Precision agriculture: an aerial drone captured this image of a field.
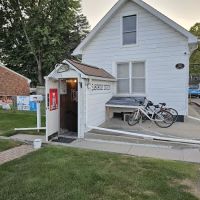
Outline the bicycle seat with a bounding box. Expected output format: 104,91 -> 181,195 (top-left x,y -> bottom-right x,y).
154,105 -> 160,108
159,103 -> 166,106
139,101 -> 143,105
147,101 -> 154,107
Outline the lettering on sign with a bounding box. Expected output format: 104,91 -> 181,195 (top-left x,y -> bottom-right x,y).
90,84 -> 111,91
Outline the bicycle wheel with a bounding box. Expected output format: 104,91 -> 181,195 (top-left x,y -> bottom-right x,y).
166,108 -> 178,122
127,110 -> 141,126
154,110 -> 174,128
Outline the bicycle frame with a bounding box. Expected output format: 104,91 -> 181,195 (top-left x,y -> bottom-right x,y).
134,106 -> 164,122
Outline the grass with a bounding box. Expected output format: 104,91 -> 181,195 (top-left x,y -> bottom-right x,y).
0,139 -> 22,152
0,146 -> 199,200
0,109 -> 45,136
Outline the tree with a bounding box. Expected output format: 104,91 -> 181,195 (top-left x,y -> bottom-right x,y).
0,0 -> 90,86
189,23 -> 200,75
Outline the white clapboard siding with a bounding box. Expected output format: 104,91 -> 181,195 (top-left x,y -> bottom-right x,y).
87,81 -> 114,127
82,1 -> 189,115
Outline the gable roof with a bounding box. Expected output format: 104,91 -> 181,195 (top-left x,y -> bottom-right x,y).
0,65 -> 31,83
67,60 -> 115,79
48,59 -> 115,80
73,0 -> 198,56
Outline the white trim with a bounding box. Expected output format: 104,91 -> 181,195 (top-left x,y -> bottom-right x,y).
78,76 -> 81,138
133,0 -> 197,44
48,60 -> 116,82
45,77 -> 49,142
73,0 -> 197,55
116,60 -> 146,96
15,127 -> 46,131
106,104 -> 140,109
88,126 -> 200,145
0,65 -> 31,83
129,61 -> 132,94
48,60 -> 87,79
72,0 -> 126,55
85,76 -> 116,82
188,116 -> 200,122
120,12 -> 138,47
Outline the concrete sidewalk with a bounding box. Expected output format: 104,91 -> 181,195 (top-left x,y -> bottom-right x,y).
0,145 -> 35,165
9,134 -> 200,163
51,138 -> 200,164
10,134 -> 46,143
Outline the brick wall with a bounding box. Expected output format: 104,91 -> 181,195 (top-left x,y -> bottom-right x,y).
0,67 -> 30,96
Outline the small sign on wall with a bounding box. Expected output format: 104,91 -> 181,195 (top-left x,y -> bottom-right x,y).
49,89 -> 58,111
176,63 -> 185,69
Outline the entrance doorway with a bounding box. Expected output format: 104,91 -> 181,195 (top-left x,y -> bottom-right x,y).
60,78 -> 78,137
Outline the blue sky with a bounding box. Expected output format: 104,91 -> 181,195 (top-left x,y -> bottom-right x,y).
81,0 -> 200,30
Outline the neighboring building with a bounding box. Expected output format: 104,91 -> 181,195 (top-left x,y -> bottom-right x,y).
46,0 -> 198,140
0,65 -> 31,96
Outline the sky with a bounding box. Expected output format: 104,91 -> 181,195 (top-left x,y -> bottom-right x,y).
81,0 -> 200,30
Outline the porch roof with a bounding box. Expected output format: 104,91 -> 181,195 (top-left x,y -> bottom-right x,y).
67,59 -> 115,80
106,97 -> 145,107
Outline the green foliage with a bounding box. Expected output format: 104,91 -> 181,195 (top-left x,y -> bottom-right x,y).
0,146 -> 199,200
189,23 -> 200,75
190,23 -> 200,37
0,0 -> 90,85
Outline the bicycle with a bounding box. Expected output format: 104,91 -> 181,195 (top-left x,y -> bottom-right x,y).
157,103 -> 178,122
127,99 -> 174,128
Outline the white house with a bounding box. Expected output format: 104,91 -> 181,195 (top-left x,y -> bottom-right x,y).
46,0 -> 198,140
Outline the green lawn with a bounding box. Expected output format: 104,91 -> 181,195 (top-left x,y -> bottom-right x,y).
0,146 -> 199,200
0,139 -> 22,152
0,110 -> 45,136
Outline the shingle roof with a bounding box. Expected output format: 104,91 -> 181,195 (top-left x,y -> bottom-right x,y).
106,97 -> 145,106
67,59 -> 115,80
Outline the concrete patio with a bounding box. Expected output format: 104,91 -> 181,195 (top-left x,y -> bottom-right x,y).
99,116 -> 200,140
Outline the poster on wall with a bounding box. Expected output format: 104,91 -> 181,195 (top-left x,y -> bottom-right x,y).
49,89 -> 58,111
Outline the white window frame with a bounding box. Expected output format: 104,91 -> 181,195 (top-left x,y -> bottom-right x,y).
116,62 -> 130,94
121,13 -> 138,47
115,61 -> 146,96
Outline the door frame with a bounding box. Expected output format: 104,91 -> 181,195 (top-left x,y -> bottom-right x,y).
58,76 -> 81,138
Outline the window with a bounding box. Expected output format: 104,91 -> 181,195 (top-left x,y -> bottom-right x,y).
123,15 -> 137,45
116,62 -> 145,95
132,62 -> 145,93
117,63 -> 129,94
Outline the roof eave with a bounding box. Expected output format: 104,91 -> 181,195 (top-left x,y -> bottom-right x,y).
72,0 -> 126,56
72,0 -> 198,56
86,75 -> 116,82
0,66 -> 31,83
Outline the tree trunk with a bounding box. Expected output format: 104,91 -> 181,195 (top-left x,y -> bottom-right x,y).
37,59 -> 43,86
